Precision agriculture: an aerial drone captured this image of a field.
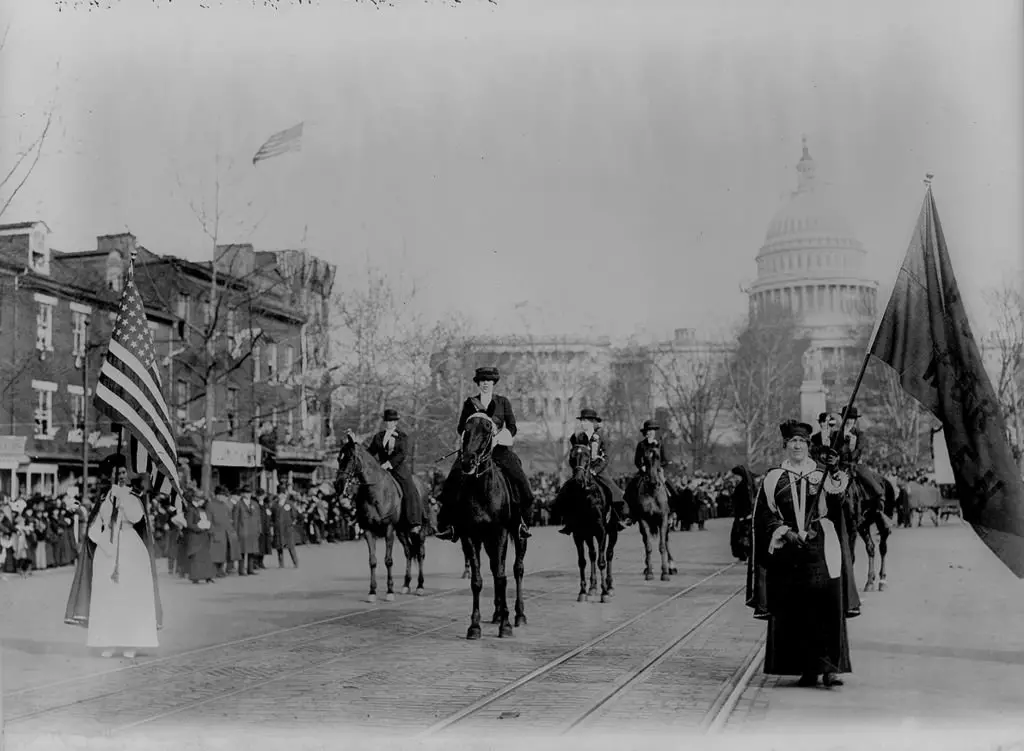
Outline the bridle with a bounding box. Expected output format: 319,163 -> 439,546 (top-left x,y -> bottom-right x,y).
570,443 -> 593,488
461,412 -> 495,477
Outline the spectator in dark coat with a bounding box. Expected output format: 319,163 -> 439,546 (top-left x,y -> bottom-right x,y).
274,493 -> 299,568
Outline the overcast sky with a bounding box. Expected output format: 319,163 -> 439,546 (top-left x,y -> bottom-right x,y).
1,0 -> 1021,341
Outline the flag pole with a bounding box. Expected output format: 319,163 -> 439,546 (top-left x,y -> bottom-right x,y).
830,172 -> 935,451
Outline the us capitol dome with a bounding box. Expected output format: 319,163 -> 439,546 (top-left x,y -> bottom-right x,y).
748,137 -> 879,367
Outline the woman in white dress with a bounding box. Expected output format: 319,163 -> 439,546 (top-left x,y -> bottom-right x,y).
65,452 -> 163,659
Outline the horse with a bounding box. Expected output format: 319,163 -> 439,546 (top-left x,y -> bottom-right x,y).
425,468 -> 472,580
843,465 -> 893,592
454,412 -> 528,639
632,443 -> 674,581
334,434 -> 428,602
564,443 -> 617,603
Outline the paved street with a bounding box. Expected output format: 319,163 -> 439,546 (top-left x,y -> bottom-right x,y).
2,518 -> 1024,749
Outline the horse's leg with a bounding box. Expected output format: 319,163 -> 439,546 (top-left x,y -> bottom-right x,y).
384,525 -> 396,601
487,533 -> 513,638
416,530 -> 426,595
603,528 -> 616,600
877,520 -> 890,591
663,504 -> 678,574
575,533 -> 588,602
463,549 -> 471,580
587,535 -> 599,598
860,522 -> 877,592
364,530 -> 378,603
466,537 -> 483,640
658,514 -> 671,581
513,528 -> 527,627
596,527 -> 608,602
401,533 -> 413,595
639,519 -> 654,581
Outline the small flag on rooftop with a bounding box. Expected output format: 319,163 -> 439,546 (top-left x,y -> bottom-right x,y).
252,122 -> 304,165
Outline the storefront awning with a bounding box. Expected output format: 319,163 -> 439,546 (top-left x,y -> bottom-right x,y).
0,436 -> 30,471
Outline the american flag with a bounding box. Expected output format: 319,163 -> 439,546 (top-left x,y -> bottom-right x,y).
252,122 -> 304,165
94,260 -> 182,509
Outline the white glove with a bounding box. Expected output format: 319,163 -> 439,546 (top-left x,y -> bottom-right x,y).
382,461 -> 393,471
494,428 -> 514,447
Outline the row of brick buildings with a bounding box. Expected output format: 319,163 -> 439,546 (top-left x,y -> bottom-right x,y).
0,220 -> 337,499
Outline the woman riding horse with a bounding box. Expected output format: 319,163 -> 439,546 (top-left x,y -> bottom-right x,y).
435,366 -> 536,544
624,419 -> 671,521
551,409 -> 628,536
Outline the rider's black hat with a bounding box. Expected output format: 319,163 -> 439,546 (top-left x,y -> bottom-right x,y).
841,406 -> 860,420
473,366 -> 500,384
578,408 -> 602,423
641,419 -> 660,433
99,453 -> 127,476
382,408 -> 399,422
780,419 -> 813,441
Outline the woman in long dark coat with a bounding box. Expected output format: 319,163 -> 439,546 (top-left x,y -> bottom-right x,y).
751,419 -> 859,688
186,495 -> 216,584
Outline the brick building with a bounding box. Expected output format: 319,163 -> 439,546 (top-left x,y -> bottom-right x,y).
0,223 -> 175,497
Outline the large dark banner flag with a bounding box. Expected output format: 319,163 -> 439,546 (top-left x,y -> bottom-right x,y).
870,186 -> 1024,577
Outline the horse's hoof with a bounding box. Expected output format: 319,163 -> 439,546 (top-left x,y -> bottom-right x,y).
644,573 -> 654,582
605,588 -> 614,598
515,614 -> 527,627
415,588 -> 426,597
669,566 -> 678,575
864,581 -> 876,592
588,589 -> 599,599
878,580 -> 888,591
600,594 -> 609,603
661,573 -> 671,582
499,623 -> 514,638
367,593 -> 377,603
461,571 -> 470,580
385,593 -> 395,602
401,586 -> 410,595
466,625 -> 482,640
577,593 -> 587,603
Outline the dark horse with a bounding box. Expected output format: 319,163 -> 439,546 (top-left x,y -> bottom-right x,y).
335,434 -> 428,602
633,442 -> 675,581
843,465 -> 893,592
455,412 -> 528,639
426,468 -> 472,580
565,443 -> 618,603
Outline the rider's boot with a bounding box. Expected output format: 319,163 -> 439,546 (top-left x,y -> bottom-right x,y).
558,523 -> 572,536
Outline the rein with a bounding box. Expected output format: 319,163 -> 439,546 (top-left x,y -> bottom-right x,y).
462,412 -> 496,477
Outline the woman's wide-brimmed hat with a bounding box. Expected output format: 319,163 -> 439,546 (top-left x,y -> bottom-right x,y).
641,419 -> 660,433
779,419 -> 813,441
474,366 -> 500,384
578,408 -> 602,423
382,408 -> 400,422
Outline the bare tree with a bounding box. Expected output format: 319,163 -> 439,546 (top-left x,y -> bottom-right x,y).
0,25 -> 57,220
653,338 -> 731,471
984,280 -> 1024,466
725,303 -> 808,468
602,342 -> 654,473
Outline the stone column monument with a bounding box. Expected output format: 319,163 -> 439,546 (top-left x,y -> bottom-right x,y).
800,346 -> 827,425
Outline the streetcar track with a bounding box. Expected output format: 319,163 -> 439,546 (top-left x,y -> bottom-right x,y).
6,563 -> 574,700
416,561 -> 739,737
6,564 -> 586,724
702,641 -> 766,734
560,582 -> 746,733
105,571 -> 630,735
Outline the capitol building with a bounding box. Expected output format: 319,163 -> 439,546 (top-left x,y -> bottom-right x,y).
748,138 -> 879,371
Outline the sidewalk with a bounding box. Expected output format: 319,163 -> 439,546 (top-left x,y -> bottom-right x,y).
729,520 -> 1024,739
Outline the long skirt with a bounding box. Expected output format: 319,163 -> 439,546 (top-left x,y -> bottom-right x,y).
87,528 -> 159,650
188,533 -> 216,582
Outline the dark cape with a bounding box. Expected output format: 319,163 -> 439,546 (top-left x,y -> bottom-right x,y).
64,488 -> 164,630
750,462 -> 859,677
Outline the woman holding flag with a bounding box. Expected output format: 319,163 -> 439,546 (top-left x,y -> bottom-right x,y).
64,452 -> 163,658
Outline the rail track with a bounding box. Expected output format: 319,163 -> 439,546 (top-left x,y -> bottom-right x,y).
7,553 -> 765,738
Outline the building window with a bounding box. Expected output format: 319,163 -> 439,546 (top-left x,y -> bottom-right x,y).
35,299 -> 54,352
283,345 -> 294,379
176,379 -> 190,429
69,387 -> 86,429
32,381 -> 56,438
286,408 -> 294,441
226,387 -> 238,437
203,299 -> 213,327
267,343 -> 277,381
270,408 -> 278,427
71,310 -> 88,357
226,308 -> 236,338
252,345 -> 261,382
105,251 -> 122,293
253,405 -> 261,439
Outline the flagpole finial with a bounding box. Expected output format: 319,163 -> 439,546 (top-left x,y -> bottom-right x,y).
924,172 -> 934,187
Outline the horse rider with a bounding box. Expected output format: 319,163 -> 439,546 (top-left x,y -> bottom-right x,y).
624,419 -> 671,519
553,408 -> 629,536
809,411 -> 837,463
367,408 -> 423,535
434,366 -> 536,544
